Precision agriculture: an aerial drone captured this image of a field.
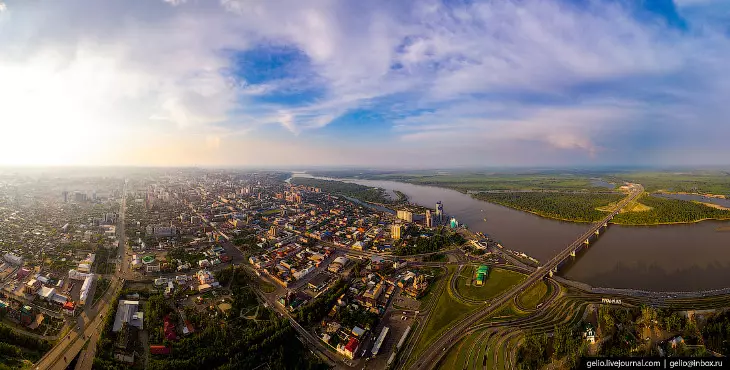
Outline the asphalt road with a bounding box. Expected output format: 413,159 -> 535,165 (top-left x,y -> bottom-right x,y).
34,180 -> 129,370
74,182 -> 129,370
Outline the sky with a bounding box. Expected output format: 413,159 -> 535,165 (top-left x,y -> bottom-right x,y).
1,0 -> 730,168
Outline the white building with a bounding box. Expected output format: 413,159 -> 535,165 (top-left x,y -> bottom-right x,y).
3,253 -> 23,266
68,269 -> 92,281
79,274 -> 95,306
112,300 -> 144,332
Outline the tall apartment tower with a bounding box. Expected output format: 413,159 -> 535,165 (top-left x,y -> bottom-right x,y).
391,224 -> 403,240
425,210 -> 433,228
436,201 -> 444,221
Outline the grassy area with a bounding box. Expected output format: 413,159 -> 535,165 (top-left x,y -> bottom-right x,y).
438,336 -> 469,370
259,281 -> 276,293
597,198 -> 653,213
490,302 -> 529,321
474,192 -> 624,223
517,281 -> 549,310
612,193 -> 730,225
455,267 -> 526,301
607,171 -> 730,195
410,266 -> 477,364
92,277 -> 111,305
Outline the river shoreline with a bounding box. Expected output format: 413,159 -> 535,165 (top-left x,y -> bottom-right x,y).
296,173 -> 730,291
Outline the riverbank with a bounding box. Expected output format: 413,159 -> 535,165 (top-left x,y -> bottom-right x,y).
611,217 -> 730,226
656,190 -> 727,199
473,191 -> 730,226
486,200 -> 730,227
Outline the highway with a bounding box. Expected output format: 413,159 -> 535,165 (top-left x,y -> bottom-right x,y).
73,181 -> 129,370
33,180 -> 129,370
409,184 -> 644,370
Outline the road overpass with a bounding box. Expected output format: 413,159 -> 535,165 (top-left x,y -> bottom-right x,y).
409,184 -> 644,370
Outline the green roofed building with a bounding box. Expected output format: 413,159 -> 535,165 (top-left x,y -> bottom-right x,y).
475,265 -> 489,286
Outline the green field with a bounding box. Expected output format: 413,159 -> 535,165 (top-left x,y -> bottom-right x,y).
612,194 -> 730,225
516,281 -> 549,310
606,171 -> 730,195
475,192 -> 624,222
455,267 -> 526,301
410,267 -> 477,363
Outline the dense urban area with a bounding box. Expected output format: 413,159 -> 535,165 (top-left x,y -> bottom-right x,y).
2,168 -> 730,370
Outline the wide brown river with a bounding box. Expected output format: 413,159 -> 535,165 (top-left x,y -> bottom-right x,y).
297,174 -> 730,292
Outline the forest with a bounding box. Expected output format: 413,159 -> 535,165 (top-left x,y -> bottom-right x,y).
291,177 -> 392,204
0,323 -> 51,369
702,310 -> 730,355
474,192 -> 624,223
606,171 -> 730,195
392,227 -> 465,255
612,195 -> 730,225
517,325 -> 586,370
517,305 -> 704,369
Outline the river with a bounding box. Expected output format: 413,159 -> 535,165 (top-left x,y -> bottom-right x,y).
293,174 -> 730,292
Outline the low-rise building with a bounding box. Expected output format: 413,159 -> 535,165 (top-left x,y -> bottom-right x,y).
112,300 -> 144,333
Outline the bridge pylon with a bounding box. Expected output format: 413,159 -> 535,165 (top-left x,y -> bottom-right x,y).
584,239 -> 589,245
603,222 -> 608,228
594,230 -> 600,236
570,250 -> 576,257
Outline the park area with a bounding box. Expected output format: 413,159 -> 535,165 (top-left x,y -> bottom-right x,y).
455,266 -> 526,301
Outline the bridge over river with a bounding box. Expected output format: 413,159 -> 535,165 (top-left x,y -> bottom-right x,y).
409,184 -> 644,370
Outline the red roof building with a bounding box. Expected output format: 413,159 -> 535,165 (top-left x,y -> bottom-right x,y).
150,345 -> 171,355
339,337 -> 359,359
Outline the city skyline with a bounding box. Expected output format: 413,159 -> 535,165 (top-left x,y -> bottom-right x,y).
2,0 -> 730,167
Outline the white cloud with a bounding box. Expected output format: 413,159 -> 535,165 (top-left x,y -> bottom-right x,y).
1,0 -> 729,166
162,0 -> 187,6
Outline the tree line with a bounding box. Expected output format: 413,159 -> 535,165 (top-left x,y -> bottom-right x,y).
612,194 -> 730,224
290,178 -> 391,204
475,192 -> 623,223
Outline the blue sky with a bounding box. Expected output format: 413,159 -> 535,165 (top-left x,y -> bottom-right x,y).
1,0 -> 729,167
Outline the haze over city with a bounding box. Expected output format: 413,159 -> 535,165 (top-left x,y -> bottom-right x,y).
2,0 -> 730,167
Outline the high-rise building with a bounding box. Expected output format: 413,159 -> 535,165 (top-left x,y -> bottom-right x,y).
268,226 -> 278,238
391,224 -> 402,240
425,210 -> 433,228
396,210 -> 413,223
436,201 -> 444,221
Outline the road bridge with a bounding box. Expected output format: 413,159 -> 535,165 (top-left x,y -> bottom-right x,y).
409,184 -> 644,370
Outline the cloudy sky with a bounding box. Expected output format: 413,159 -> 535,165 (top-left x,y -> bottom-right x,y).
1,0 -> 729,167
